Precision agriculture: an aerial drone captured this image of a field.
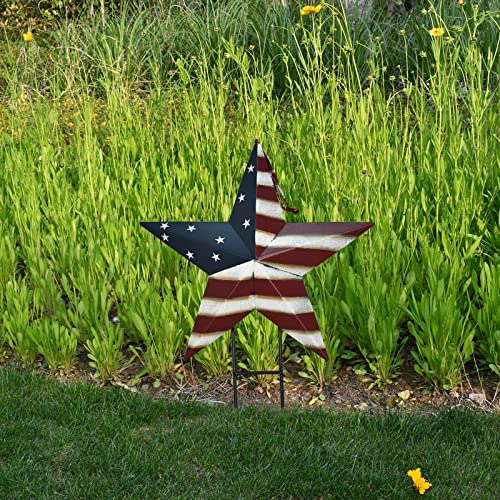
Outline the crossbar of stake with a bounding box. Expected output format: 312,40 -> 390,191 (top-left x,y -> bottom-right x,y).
231,327 -> 285,409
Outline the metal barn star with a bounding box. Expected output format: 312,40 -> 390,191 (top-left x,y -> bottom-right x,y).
141,141 -> 373,361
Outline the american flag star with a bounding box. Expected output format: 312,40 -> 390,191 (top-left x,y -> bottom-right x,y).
141,140 -> 373,361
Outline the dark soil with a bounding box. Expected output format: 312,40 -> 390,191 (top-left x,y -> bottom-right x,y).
2,346 -> 498,414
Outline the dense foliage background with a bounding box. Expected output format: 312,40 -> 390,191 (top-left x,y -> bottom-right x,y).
0,0 -> 498,390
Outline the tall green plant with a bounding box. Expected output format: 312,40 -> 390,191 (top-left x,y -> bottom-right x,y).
407,250 -> 475,389
300,265 -> 343,387
194,335 -> 232,378
30,318 -> 78,373
85,324 -> 125,382
339,232 -> 414,384
119,282 -> 186,378
3,280 -> 37,366
471,262 -> 500,377
237,313 -> 280,386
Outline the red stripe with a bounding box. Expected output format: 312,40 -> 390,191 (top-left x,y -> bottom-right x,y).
278,222 -> 374,237
201,278 -> 308,299
257,185 -> 279,202
193,312 -> 251,333
258,311 -> 319,330
204,279 -> 253,299
184,346 -> 202,362
201,279 -> 309,299
259,248 -> 334,267
256,214 -> 285,235
254,279 -> 307,297
257,156 -> 272,172
309,347 -> 329,360
256,245 -> 266,258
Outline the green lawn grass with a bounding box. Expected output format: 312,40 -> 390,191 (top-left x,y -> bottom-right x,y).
0,367 -> 498,499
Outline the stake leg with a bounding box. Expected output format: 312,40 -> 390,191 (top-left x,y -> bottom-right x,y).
278,328 -> 284,410
231,327 -> 238,409
230,325 -> 285,409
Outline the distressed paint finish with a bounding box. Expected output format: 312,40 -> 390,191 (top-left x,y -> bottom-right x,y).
141,140 -> 373,361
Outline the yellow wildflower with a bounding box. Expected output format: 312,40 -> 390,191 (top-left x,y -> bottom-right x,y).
407,468 -> 432,495
23,31 -> 33,42
300,4 -> 322,15
458,0 -> 464,6
429,27 -> 445,37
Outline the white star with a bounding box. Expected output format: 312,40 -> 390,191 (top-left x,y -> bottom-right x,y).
161,233 -> 169,241
247,164 -> 255,173
242,219 -> 251,229
186,250 -> 194,259
211,253 -> 220,262
238,193 -> 246,203
160,222 -> 169,230
187,225 -> 196,232
215,236 -> 225,244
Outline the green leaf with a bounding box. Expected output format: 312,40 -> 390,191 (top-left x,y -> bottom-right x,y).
463,235 -> 482,259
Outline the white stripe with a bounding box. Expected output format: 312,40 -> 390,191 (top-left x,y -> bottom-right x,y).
257,171 -> 273,187
261,262 -> 312,277
257,144 -> 264,157
255,229 -> 276,248
188,332 -> 226,348
254,262 -> 299,280
256,296 -> 313,315
267,233 -> 354,251
211,261 -> 254,280
256,199 -> 283,220
285,330 -> 326,349
198,296 -> 255,316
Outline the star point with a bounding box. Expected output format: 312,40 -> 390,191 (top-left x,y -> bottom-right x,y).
215,236 -> 225,244
161,222 -> 170,230
247,164 -> 255,173
187,225 -> 196,232
242,219 -> 251,229
161,233 -> 169,241
211,253 -> 221,262
238,193 -> 246,203
186,250 -> 194,259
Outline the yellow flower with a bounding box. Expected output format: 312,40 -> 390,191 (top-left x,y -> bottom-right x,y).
300,4 -> 322,15
23,31 -> 33,42
407,468 -> 422,480
407,469 -> 432,495
429,27 -> 445,37
458,0 -> 464,6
